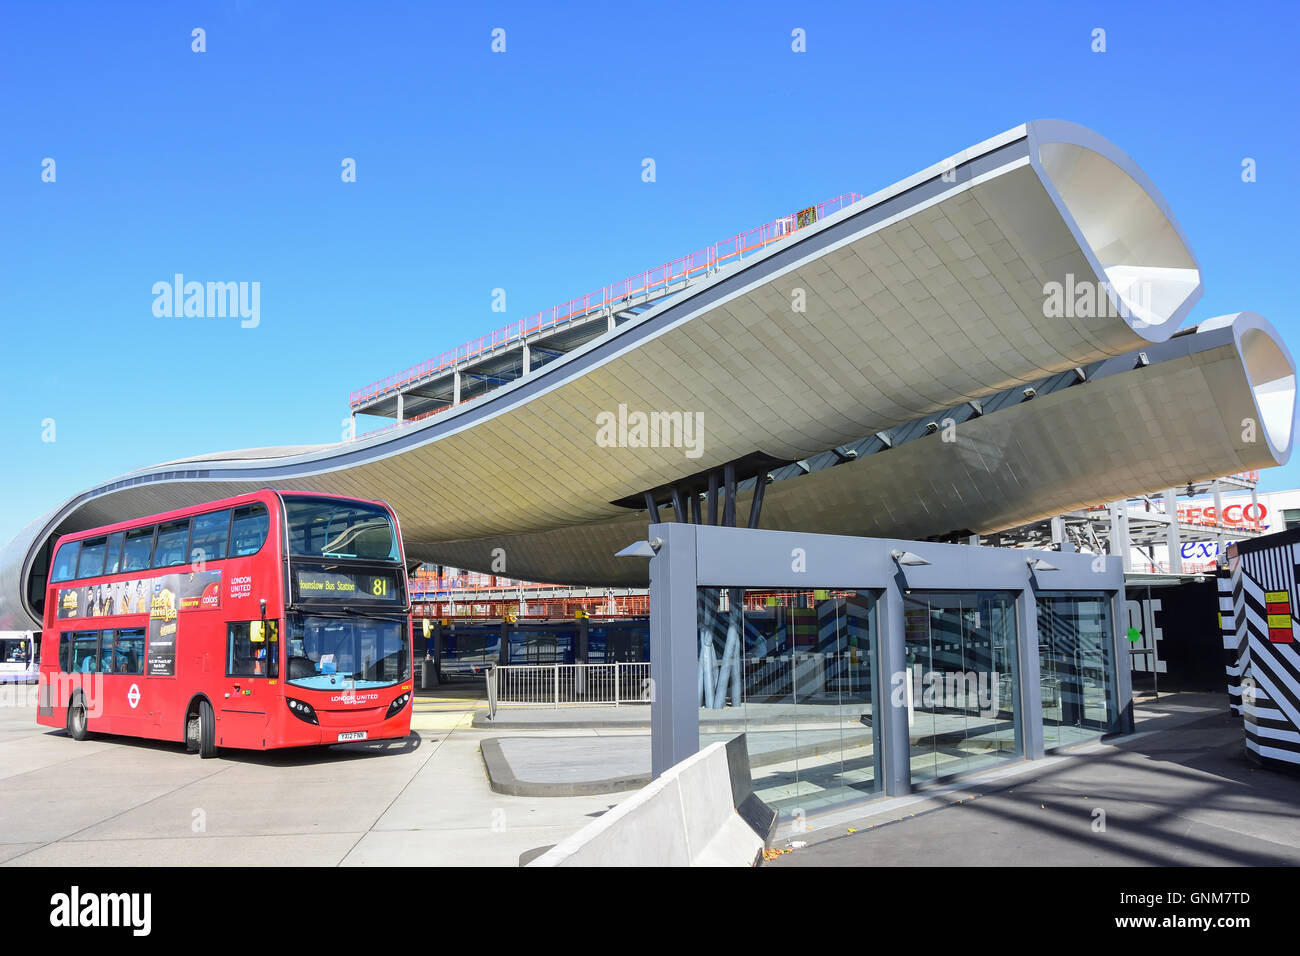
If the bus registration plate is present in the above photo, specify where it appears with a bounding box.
[337,731,368,742]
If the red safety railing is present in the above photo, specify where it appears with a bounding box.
[348,191,863,409]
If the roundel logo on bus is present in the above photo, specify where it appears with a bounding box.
[127,683,141,709]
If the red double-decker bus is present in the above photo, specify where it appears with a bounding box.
[36,490,414,756]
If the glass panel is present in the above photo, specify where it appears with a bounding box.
[284,496,398,561]
[903,591,1021,783]
[104,532,125,575]
[441,627,497,676]
[70,631,100,673]
[1037,592,1119,748]
[113,628,146,676]
[697,587,880,824]
[286,614,409,688]
[59,632,74,672]
[508,627,574,664]
[152,519,190,568]
[189,510,230,564]
[76,537,108,578]
[121,527,154,572]
[97,630,117,673]
[50,542,79,583]
[227,621,278,678]
[230,504,270,557]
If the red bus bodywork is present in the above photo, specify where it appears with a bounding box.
[36,490,414,753]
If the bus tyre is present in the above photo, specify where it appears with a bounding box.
[66,698,89,741]
[198,699,217,759]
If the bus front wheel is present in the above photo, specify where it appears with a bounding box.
[66,698,89,741]
[197,699,217,759]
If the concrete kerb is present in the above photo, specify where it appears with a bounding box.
[481,737,648,797]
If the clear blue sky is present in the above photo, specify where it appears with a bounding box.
[1,1,1297,547]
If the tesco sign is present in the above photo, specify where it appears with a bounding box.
[1178,503,1268,527]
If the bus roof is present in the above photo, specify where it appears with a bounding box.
[51,490,393,547]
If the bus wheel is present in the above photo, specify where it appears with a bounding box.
[185,708,201,754]
[198,699,217,759]
[66,698,89,741]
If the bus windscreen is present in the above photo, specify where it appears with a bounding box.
[284,497,399,562]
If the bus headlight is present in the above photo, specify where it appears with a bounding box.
[286,698,318,725]
[385,692,411,720]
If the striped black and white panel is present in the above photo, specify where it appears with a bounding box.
[1220,563,1243,714]
[1238,544,1300,768]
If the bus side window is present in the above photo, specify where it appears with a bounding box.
[227,621,277,678]
[98,629,116,674]
[58,632,72,673]
[121,527,154,572]
[50,542,79,583]
[104,532,125,575]
[230,504,269,558]
[72,631,99,673]
[115,628,146,675]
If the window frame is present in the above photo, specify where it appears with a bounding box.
[228,503,271,559]
[120,525,157,573]
[75,536,109,579]
[50,542,80,584]
[151,518,192,569]
[226,619,279,679]
[188,509,231,566]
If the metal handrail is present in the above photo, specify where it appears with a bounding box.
[348,192,863,409]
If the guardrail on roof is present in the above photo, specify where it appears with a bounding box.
[348,191,864,409]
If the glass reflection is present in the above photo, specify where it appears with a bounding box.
[903,591,1021,782]
[1037,592,1119,748]
[697,588,879,820]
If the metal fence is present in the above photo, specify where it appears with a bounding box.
[486,662,651,718]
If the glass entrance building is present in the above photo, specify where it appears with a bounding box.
[649,523,1131,830]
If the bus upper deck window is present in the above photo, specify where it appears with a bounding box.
[121,527,154,572]
[50,542,79,583]
[104,532,125,575]
[230,504,269,557]
[152,519,190,568]
[190,510,230,563]
[76,537,108,579]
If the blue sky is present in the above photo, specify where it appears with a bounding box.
[1,1,1297,546]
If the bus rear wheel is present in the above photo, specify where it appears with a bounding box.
[66,698,89,741]
[197,699,217,759]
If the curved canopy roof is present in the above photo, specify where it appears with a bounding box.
[2,121,1290,627]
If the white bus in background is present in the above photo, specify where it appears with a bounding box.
[0,631,39,684]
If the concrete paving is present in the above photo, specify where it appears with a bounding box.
[0,685,608,866]
[768,694,1300,866]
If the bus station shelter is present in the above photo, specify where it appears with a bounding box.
[638,523,1131,820]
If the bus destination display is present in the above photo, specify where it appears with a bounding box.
[295,568,401,602]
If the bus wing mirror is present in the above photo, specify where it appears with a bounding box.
[250,621,265,643]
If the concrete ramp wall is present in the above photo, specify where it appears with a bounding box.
[528,739,767,867]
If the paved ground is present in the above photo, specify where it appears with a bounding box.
[0,685,608,866]
[769,695,1300,866]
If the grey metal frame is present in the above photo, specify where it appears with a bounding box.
[645,523,1130,794]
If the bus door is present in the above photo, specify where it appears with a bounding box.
[219,620,278,747]
[99,627,150,736]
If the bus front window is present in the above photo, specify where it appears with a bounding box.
[286,614,409,690]
[2,639,29,663]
